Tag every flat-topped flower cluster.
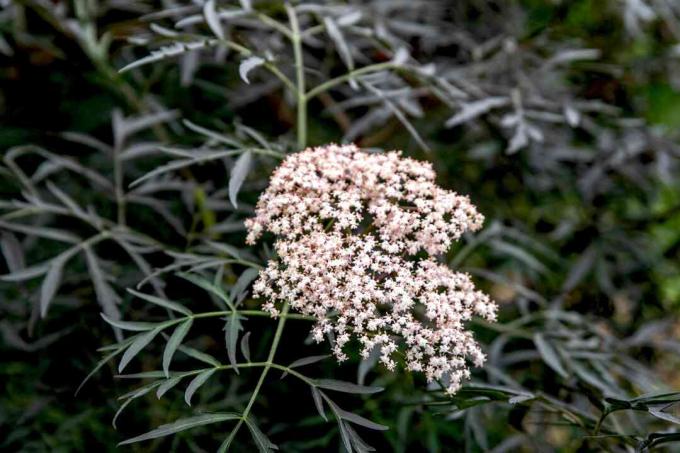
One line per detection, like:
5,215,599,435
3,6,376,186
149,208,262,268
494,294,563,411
246,144,496,394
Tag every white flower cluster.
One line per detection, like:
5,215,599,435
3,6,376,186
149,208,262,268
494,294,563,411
247,144,496,394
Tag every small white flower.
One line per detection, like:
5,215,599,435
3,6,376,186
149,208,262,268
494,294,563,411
247,144,496,395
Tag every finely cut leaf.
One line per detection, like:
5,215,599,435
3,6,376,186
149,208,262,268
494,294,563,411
128,288,193,315
157,376,183,399
0,262,49,282
185,368,216,406
230,267,259,301
324,17,354,70
337,407,389,431
203,0,224,39
288,354,330,369
229,151,252,208
40,257,65,318
163,319,193,377
178,272,233,309
101,313,158,332
178,344,222,367
445,97,509,128
85,247,121,335
239,57,265,84
119,327,164,372
240,331,251,362
119,413,241,445
224,313,245,372
245,417,279,452
315,379,383,394
533,333,569,379
0,232,24,272
311,387,327,421
76,347,125,395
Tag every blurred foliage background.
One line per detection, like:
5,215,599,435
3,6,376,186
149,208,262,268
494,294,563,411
1,0,680,451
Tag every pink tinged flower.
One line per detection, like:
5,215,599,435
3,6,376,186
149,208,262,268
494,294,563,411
247,144,496,395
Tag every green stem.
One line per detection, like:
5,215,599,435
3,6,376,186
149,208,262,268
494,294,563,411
227,302,291,444
305,62,397,101
287,5,307,150
593,410,609,436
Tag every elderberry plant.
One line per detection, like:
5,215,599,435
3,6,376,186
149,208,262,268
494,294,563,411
2,1,680,452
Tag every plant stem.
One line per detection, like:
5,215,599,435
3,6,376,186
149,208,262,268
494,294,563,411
305,61,396,101
287,4,307,150
227,302,290,444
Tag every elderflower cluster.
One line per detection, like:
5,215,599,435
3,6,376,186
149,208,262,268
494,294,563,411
246,144,496,395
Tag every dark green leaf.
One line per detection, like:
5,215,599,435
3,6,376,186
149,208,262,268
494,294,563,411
157,376,184,399
229,151,252,207
224,313,244,373
119,413,241,445
533,333,568,379
315,379,383,394
101,313,158,332
40,257,65,317
128,288,193,316
244,416,279,452
311,387,327,421
185,368,216,406
119,326,164,372
240,331,251,362
163,319,193,377
177,272,232,309
178,344,222,367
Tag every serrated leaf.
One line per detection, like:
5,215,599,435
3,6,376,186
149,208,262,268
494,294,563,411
185,368,216,406
203,0,224,39
163,319,193,377
315,379,383,394
119,327,164,372
229,151,252,208
533,333,569,379
119,413,241,445
239,57,265,84
128,288,193,316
